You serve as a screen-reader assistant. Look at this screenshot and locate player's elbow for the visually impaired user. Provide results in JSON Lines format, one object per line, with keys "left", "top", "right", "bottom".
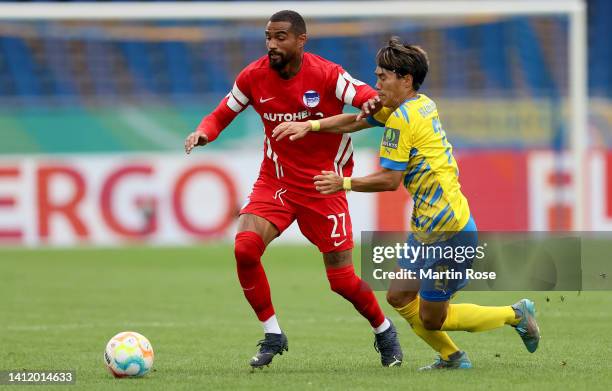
{"left": 389, "top": 180, "right": 402, "bottom": 191}
{"left": 384, "top": 176, "right": 402, "bottom": 191}
{"left": 380, "top": 169, "right": 402, "bottom": 191}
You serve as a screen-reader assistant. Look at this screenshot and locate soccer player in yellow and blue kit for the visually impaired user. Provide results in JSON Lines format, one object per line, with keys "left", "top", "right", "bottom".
{"left": 272, "top": 37, "right": 541, "bottom": 369}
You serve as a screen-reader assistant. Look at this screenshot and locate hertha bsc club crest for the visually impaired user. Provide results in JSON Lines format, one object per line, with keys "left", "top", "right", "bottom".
{"left": 302, "top": 90, "right": 320, "bottom": 108}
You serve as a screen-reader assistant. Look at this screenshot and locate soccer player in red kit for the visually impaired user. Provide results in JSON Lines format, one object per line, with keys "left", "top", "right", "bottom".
{"left": 184, "top": 10, "right": 402, "bottom": 368}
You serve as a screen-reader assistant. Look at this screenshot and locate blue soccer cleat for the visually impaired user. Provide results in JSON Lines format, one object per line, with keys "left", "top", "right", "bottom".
{"left": 373, "top": 319, "right": 403, "bottom": 367}
{"left": 249, "top": 332, "right": 288, "bottom": 369}
{"left": 419, "top": 351, "right": 472, "bottom": 370}
{"left": 512, "top": 299, "right": 540, "bottom": 353}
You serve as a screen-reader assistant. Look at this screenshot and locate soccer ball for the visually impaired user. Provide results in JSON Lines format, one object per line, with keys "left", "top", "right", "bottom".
{"left": 104, "top": 331, "right": 154, "bottom": 378}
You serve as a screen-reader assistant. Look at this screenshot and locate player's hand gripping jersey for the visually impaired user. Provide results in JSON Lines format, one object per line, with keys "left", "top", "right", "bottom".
{"left": 197, "top": 53, "right": 377, "bottom": 197}
{"left": 367, "top": 94, "right": 471, "bottom": 239}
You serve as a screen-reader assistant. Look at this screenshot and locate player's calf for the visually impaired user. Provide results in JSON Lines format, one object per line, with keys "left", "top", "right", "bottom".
{"left": 326, "top": 264, "right": 402, "bottom": 367}
{"left": 235, "top": 231, "right": 275, "bottom": 321}
{"left": 326, "top": 264, "right": 386, "bottom": 328}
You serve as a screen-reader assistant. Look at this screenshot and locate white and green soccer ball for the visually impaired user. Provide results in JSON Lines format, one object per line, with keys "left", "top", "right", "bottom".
{"left": 104, "top": 331, "right": 154, "bottom": 378}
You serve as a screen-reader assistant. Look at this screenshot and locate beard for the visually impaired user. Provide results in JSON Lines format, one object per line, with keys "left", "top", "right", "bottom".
{"left": 268, "top": 51, "right": 289, "bottom": 70}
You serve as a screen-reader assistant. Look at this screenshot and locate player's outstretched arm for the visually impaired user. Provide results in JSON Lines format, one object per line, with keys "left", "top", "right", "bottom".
{"left": 272, "top": 113, "right": 371, "bottom": 141}
{"left": 313, "top": 168, "right": 403, "bottom": 195}
{"left": 184, "top": 131, "right": 208, "bottom": 154}
{"left": 185, "top": 91, "right": 245, "bottom": 154}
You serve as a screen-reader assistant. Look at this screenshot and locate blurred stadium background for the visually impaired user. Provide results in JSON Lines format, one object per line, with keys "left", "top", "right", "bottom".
{"left": 0, "top": 0, "right": 610, "bottom": 247}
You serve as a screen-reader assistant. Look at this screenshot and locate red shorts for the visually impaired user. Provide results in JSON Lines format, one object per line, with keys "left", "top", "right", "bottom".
{"left": 240, "top": 177, "right": 354, "bottom": 253}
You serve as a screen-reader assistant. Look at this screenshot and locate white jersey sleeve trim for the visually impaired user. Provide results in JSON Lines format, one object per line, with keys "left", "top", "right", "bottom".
{"left": 338, "top": 139, "right": 353, "bottom": 174}
{"left": 333, "top": 134, "right": 351, "bottom": 175}
{"left": 335, "top": 71, "right": 365, "bottom": 105}
{"left": 344, "top": 83, "right": 356, "bottom": 106}
{"left": 342, "top": 71, "right": 366, "bottom": 86}
{"left": 335, "top": 73, "right": 348, "bottom": 102}
{"left": 227, "top": 94, "right": 243, "bottom": 113}
{"left": 231, "top": 82, "right": 249, "bottom": 106}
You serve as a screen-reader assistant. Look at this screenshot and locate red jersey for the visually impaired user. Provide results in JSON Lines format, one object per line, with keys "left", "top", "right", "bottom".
{"left": 197, "top": 52, "right": 377, "bottom": 197}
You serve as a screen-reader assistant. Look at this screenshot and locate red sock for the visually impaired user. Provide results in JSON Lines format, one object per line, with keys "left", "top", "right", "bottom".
{"left": 234, "top": 231, "right": 274, "bottom": 321}
{"left": 326, "top": 264, "right": 385, "bottom": 328}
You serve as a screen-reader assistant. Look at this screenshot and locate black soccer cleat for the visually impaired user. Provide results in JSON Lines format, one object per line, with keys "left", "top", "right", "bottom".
{"left": 373, "top": 319, "right": 403, "bottom": 367}
{"left": 249, "top": 332, "right": 288, "bottom": 369}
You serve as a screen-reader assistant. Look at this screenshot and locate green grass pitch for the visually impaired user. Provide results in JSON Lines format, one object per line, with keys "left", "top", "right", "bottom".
{"left": 1, "top": 245, "right": 611, "bottom": 390}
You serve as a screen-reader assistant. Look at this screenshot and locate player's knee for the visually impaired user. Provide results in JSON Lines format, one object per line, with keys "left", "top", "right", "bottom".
{"left": 326, "top": 266, "right": 359, "bottom": 296}
{"left": 234, "top": 231, "right": 265, "bottom": 267}
{"left": 323, "top": 250, "right": 352, "bottom": 269}
{"left": 386, "top": 291, "right": 416, "bottom": 308}
{"left": 328, "top": 278, "right": 354, "bottom": 296}
{"left": 234, "top": 246, "right": 257, "bottom": 267}
{"left": 420, "top": 313, "right": 444, "bottom": 330}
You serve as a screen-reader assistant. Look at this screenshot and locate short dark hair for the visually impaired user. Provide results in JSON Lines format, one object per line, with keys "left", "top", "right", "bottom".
{"left": 269, "top": 10, "right": 307, "bottom": 35}
{"left": 376, "top": 36, "right": 429, "bottom": 91}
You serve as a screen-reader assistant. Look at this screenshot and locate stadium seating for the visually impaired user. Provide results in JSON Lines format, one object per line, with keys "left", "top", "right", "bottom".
{"left": 0, "top": 0, "right": 610, "bottom": 153}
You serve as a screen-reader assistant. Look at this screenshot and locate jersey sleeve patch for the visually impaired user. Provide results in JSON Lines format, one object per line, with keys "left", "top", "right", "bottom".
{"left": 381, "top": 127, "right": 400, "bottom": 149}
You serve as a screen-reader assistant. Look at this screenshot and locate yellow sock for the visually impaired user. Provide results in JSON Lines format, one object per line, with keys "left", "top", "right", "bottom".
{"left": 442, "top": 304, "right": 518, "bottom": 332}
{"left": 395, "top": 296, "right": 460, "bottom": 360}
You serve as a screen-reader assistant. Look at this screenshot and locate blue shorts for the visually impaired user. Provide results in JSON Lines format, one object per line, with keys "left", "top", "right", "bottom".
{"left": 398, "top": 216, "right": 478, "bottom": 302}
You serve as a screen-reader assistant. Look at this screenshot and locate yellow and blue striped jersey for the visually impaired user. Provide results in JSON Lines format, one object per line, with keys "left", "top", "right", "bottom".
{"left": 367, "top": 94, "right": 470, "bottom": 238}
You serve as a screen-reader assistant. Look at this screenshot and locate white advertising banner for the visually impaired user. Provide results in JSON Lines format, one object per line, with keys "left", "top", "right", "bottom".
{"left": 0, "top": 150, "right": 378, "bottom": 246}
{"left": 2, "top": 149, "right": 612, "bottom": 246}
